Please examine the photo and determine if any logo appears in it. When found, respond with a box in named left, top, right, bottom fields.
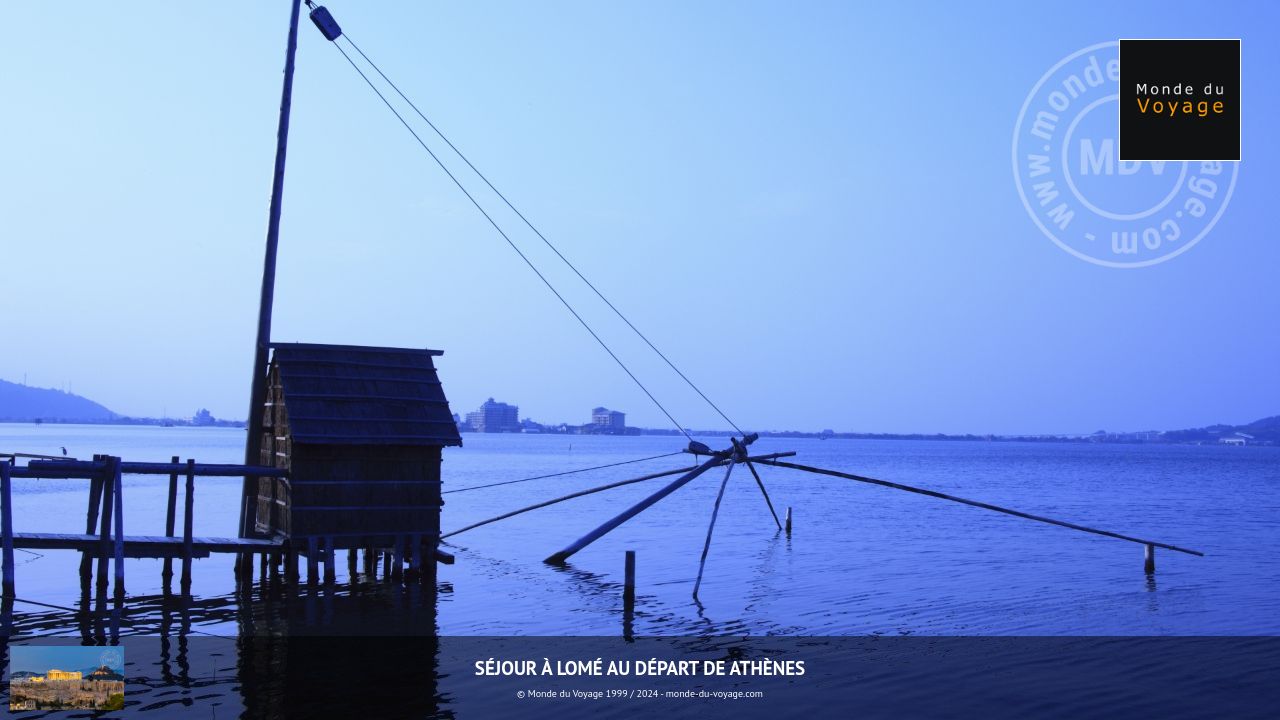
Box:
left=1012, top=42, right=1238, bottom=268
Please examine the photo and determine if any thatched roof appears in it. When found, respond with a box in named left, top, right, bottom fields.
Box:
left=270, top=343, right=462, bottom=447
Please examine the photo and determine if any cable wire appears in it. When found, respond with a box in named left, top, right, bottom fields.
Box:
left=339, top=33, right=744, bottom=436
left=443, top=451, right=684, bottom=494
left=329, top=40, right=692, bottom=441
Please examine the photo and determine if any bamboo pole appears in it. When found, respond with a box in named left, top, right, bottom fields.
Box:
left=442, top=464, right=701, bottom=540
left=692, top=461, right=736, bottom=601
left=743, top=460, right=782, bottom=530
left=442, top=452, right=795, bottom=542
left=757, top=459, right=1204, bottom=557
left=545, top=453, right=728, bottom=565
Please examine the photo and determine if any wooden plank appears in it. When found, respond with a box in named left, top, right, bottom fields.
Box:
left=8, top=532, right=283, bottom=555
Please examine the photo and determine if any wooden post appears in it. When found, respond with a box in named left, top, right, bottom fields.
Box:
left=382, top=550, right=391, bottom=578
left=323, top=537, right=336, bottom=585
left=181, top=459, right=195, bottom=592
left=347, top=548, right=357, bottom=580
left=259, top=550, right=269, bottom=579
left=1144, top=544, right=1156, bottom=574
left=307, top=537, right=318, bottom=585
left=240, top=0, right=304, bottom=543
left=623, top=550, right=635, bottom=611
left=162, top=455, right=179, bottom=581
left=363, top=546, right=375, bottom=577
left=111, top=457, right=125, bottom=599
left=407, top=534, right=421, bottom=581
left=1, top=461, right=15, bottom=600
left=391, top=536, right=404, bottom=582
left=285, top=548, right=298, bottom=583
left=95, top=460, right=115, bottom=592
left=785, top=507, right=792, bottom=536
left=80, top=460, right=105, bottom=583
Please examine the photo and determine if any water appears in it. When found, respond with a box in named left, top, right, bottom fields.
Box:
left=2, top=425, right=1278, bottom=717
left=3, top=424, right=1276, bottom=635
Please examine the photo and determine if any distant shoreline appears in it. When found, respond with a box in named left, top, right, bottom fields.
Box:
left=4, top=418, right=1273, bottom=447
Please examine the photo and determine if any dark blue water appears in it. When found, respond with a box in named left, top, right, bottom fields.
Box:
left=2, top=426, right=1276, bottom=635
left=3, top=426, right=1278, bottom=718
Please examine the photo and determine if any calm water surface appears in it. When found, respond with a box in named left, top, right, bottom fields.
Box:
left=2, top=424, right=1276, bottom=636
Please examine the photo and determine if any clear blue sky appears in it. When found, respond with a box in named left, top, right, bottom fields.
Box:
left=1, top=1, right=1275, bottom=435
left=10, top=645, right=123, bottom=674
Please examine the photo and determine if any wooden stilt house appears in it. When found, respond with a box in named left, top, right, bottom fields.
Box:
left=250, top=343, right=462, bottom=562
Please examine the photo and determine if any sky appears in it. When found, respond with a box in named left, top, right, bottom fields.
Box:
left=10, top=645, right=124, bottom=674
left=1, top=1, right=1276, bottom=435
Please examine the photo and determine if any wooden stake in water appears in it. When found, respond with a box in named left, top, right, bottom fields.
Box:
left=111, top=457, right=125, bottom=599
left=163, top=455, right=179, bottom=582
left=181, top=459, right=195, bottom=593
left=786, top=507, right=792, bottom=537
left=307, top=537, right=319, bottom=585
left=623, top=550, right=636, bottom=611
left=693, top=460, right=737, bottom=601
left=96, top=461, right=115, bottom=593
left=1144, top=544, right=1156, bottom=574
left=1, top=461, right=15, bottom=600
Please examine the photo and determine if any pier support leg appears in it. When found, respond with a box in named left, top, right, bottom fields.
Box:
left=285, top=548, right=298, bottom=583
left=347, top=548, right=357, bottom=581
left=407, top=534, right=421, bottom=581
left=111, top=457, right=125, bottom=600
left=391, top=536, right=404, bottom=582
left=95, top=461, right=115, bottom=593
left=1, top=461, right=15, bottom=601
left=382, top=550, right=391, bottom=579
left=181, top=459, right=195, bottom=594
left=785, top=507, right=792, bottom=537
left=307, top=537, right=319, bottom=585
left=363, top=546, right=375, bottom=577
left=80, top=459, right=105, bottom=585
left=162, top=455, right=178, bottom=584
left=1144, top=544, right=1156, bottom=574
left=323, top=537, right=336, bottom=585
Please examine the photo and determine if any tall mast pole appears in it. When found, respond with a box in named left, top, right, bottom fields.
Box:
left=240, top=0, right=304, bottom=543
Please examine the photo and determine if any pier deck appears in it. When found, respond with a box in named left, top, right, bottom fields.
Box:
left=11, top=533, right=282, bottom=558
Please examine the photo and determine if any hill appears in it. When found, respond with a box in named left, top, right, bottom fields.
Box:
left=0, top=379, right=117, bottom=422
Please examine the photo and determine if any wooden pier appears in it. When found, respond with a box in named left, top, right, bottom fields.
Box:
left=2, top=455, right=290, bottom=601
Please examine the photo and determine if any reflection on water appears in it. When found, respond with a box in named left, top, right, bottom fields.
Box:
left=2, top=573, right=448, bottom=718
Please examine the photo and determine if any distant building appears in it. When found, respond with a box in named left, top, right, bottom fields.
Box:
left=587, top=407, right=626, bottom=434
left=466, top=398, right=521, bottom=433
